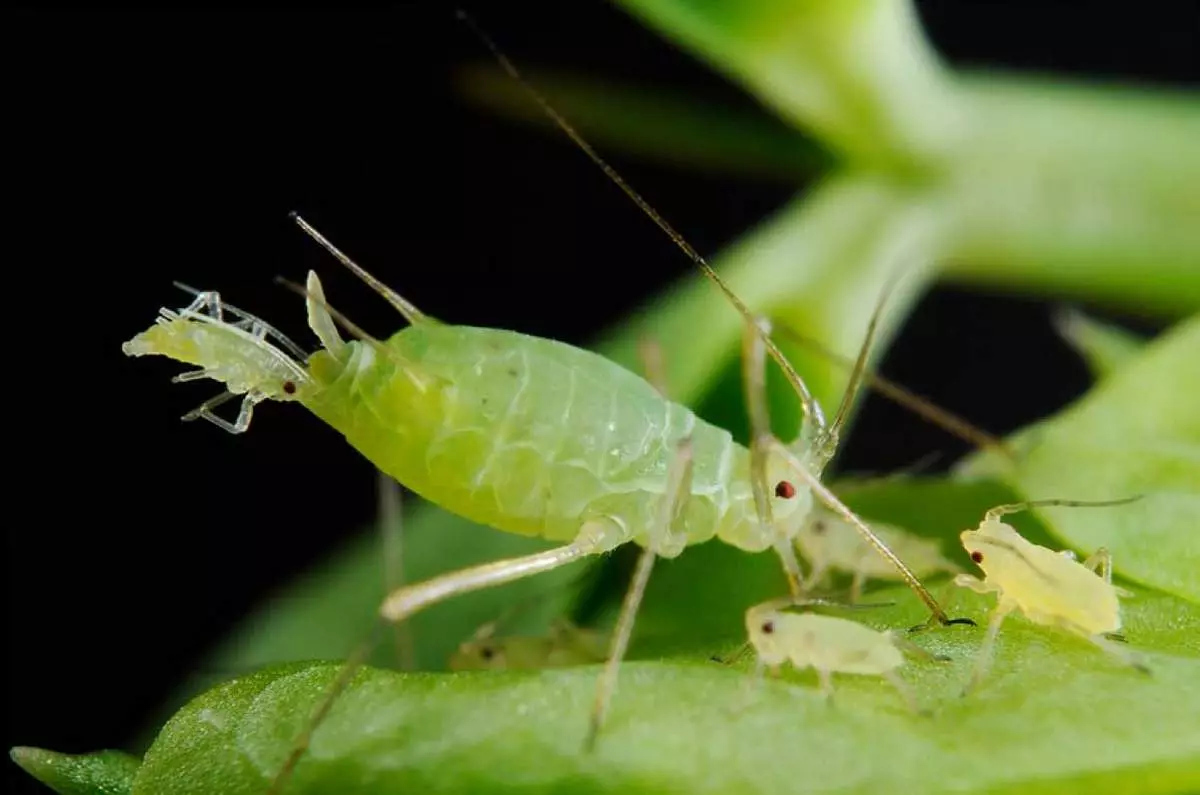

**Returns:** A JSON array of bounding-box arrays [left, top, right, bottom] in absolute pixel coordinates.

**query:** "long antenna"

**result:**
[[289, 212, 429, 326], [455, 9, 826, 437], [773, 321, 1013, 457]]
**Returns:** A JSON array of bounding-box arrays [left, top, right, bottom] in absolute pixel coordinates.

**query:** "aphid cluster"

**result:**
[[122, 14, 1151, 792]]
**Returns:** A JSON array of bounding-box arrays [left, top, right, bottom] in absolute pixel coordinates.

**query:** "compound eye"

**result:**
[[971, 551, 984, 564], [282, 380, 297, 395], [774, 481, 796, 499], [760, 620, 775, 635], [479, 645, 495, 661]]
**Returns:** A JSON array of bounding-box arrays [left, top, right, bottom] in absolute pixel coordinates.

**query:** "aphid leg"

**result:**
[[962, 601, 1016, 696], [1081, 546, 1113, 584], [377, 470, 415, 671], [881, 670, 925, 714], [270, 533, 614, 794], [885, 630, 952, 664], [849, 571, 868, 604], [816, 668, 836, 704], [799, 557, 831, 593], [741, 317, 806, 597], [181, 391, 262, 435], [1082, 630, 1151, 674], [586, 338, 694, 751]]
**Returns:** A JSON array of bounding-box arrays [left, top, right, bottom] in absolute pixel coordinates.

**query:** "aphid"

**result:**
[[124, 16, 976, 792], [745, 597, 948, 713], [449, 617, 609, 672], [954, 497, 1148, 694], [796, 505, 961, 602]]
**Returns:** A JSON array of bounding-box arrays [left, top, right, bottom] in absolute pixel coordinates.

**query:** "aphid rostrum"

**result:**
[[954, 497, 1148, 694]]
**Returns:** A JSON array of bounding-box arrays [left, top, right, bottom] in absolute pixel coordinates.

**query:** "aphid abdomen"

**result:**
[[310, 324, 735, 550]]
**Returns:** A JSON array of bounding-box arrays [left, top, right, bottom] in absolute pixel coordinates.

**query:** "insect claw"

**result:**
[[944, 616, 979, 627]]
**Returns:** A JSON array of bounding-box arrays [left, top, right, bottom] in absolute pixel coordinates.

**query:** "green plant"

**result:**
[[14, 2, 1198, 793]]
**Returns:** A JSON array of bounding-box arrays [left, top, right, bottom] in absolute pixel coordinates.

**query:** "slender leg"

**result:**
[[882, 670, 924, 714], [962, 601, 1015, 696], [182, 391, 260, 435], [584, 337, 694, 751], [270, 532, 611, 795], [377, 470, 414, 671], [800, 557, 831, 593], [585, 436, 695, 750], [886, 630, 952, 664], [1083, 630, 1151, 674], [1081, 547, 1113, 584], [849, 571, 867, 604], [817, 668, 836, 704]]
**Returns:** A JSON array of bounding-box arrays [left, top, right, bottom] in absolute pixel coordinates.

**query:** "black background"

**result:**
[[5, 3, 1196, 793]]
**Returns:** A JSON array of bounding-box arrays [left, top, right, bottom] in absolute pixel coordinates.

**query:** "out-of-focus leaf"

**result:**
[[128, 584, 1200, 795], [1053, 307, 1149, 380], [10, 748, 140, 795], [455, 64, 831, 180], [959, 315, 1200, 602]]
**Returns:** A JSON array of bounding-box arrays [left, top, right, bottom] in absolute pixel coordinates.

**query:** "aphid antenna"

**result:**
[[988, 495, 1145, 520], [773, 320, 1013, 459], [288, 211, 431, 326], [453, 9, 827, 438]]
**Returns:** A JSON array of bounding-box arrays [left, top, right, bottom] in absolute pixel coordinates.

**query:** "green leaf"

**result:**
[[130, 585, 1200, 794], [454, 64, 830, 181], [959, 315, 1200, 603], [10, 748, 140, 795], [1053, 307, 1149, 380]]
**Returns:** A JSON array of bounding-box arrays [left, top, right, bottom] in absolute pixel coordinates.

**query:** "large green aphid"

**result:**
[[124, 213, 970, 788]]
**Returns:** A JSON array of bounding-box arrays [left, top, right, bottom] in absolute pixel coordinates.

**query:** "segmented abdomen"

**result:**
[[382, 325, 741, 550]]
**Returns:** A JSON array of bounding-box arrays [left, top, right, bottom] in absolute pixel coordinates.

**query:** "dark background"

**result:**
[[5, 3, 1196, 793]]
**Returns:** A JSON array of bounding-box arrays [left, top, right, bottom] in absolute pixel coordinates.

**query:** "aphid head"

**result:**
[[744, 604, 788, 665], [447, 639, 507, 671], [960, 518, 1023, 573]]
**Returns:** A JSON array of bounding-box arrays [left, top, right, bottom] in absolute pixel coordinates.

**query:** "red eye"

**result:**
[[775, 481, 796, 499], [971, 551, 984, 564], [282, 380, 297, 395]]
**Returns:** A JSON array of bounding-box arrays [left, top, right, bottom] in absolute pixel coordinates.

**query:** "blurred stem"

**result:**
[[612, 0, 967, 170]]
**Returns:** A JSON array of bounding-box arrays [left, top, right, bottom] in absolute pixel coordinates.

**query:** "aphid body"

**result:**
[[449, 619, 608, 672], [744, 599, 940, 711], [954, 499, 1147, 693], [797, 506, 961, 601], [127, 275, 816, 561]]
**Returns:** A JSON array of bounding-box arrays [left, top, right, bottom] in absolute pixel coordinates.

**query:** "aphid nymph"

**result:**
[[955, 497, 1148, 694], [745, 598, 947, 713]]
